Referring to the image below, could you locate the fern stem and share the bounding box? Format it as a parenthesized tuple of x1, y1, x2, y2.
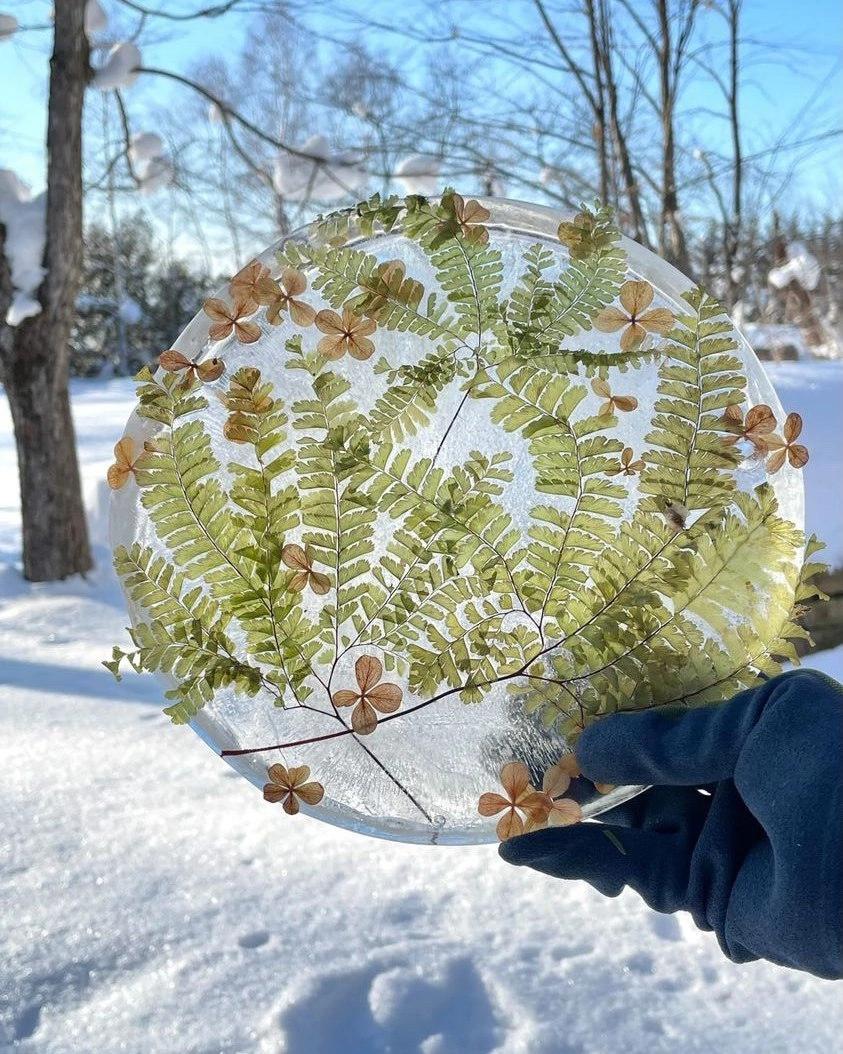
(221, 668, 534, 758)
(347, 735, 434, 822)
(453, 235, 484, 347)
(254, 442, 307, 706)
(537, 417, 584, 629)
(427, 382, 473, 472)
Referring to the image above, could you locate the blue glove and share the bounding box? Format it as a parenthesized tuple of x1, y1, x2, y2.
(499, 670, 843, 979)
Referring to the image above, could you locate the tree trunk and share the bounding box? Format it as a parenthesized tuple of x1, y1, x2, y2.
(596, 0, 649, 246)
(585, 0, 610, 203)
(725, 0, 743, 309)
(0, 0, 92, 581)
(4, 360, 91, 579)
(656, 0, 693, 276)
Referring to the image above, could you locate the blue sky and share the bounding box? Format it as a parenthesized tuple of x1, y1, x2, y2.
(1, 0, 841, 209)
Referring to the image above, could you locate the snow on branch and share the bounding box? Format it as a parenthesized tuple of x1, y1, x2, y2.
(0, 170, 46, 327)
(93, 43, 142, 91)
(272, 134, 367, 203)
(85, 0, 108, 36)
(129, 132, 164, 164)
(136, 156, 175, 195)
(768, 242, 821, 292)
(395, 155, 441, 197)
(0, 13, 17, 40)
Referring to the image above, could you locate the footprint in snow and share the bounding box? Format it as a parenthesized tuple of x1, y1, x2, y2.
(238, 929, 270, 949)
(272, 954, 502, 1053)
(647, 911, 683, 941)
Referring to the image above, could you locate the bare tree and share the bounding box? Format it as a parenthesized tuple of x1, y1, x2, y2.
(0, 0, 92, 581)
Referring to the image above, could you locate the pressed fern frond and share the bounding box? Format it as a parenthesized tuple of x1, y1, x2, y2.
(639, 287, 744, 512)
(113, 542, 225, 631)
(402, 193, 506, 348)
(292, 370, 377, 654)
(342, 439, 523, 601)
(525, 486, 809, 734)
(285, 241, 462, 347)
(134, 366, 207, 426)
(406, 578, 539, 702)
(368, 348, 464, 442)
(507, 204, 626, 353)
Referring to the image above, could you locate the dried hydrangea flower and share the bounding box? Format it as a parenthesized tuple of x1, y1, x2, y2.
(230, 259, 271, 303)
(450, 192, 490, 244)
(203, 296, 260, 344)
(435, 191, 491, 246)
(262, 763, 325, 814)
(256, 267, 316, 327)
(591, 376, 638, 416)
(522, 759, 584, 833)
(159, 348, 226, 383)
(595, 280, 674, 351)
(764, 412, 809, 472)
(332, 655, 402, 734)
(557, 209, 615, 259)
(721, 403, 776, 455)
(477, 761, 548, 841)
(281, 543, 331, 595)
(608, 446, 645, 476)
(555, 753, 582, 779)
(107, 437, 143, 490)
(315, 306, 377, 360)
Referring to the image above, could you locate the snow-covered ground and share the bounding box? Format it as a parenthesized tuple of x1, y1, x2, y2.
(1, 369, 841, 1054)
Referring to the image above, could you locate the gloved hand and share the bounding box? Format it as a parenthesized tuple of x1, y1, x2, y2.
(499, 670, 843, 979)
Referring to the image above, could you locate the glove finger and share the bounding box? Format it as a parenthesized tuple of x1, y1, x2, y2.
(600, 785, 711, 835)
(499, 822, 691, 915)
(575, 679, 784, 787)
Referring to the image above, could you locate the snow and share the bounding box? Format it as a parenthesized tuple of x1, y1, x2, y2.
(0, 170, 46, 327)
(136, 156, 174, 196)
(128, 133, 164, 165)
(0, 372, 841, 1053)
(395, 155, 441, 197)
(0, 13, 17, 41)
(765, 360, 843, 566)
(91, 43, 142, 92)
(84, 0, 108, 37)
(273, 134, 368, 203)
(768, 242, 821, 292)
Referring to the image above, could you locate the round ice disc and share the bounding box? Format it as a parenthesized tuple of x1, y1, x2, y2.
(109, 193, 810, 844)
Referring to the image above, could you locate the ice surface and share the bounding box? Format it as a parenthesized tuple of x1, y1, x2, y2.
(108, 200, 809, 845)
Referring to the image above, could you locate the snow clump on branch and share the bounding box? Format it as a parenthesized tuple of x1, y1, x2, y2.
(273, 135, 367, 203)
(768, 242, 821, 292)
(92, 42, 142, 91)
(0, 13, 18, 40)
(85, 0, 108, 36)
(0, 170, 47, 327)
(395, 155, 441, 197)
